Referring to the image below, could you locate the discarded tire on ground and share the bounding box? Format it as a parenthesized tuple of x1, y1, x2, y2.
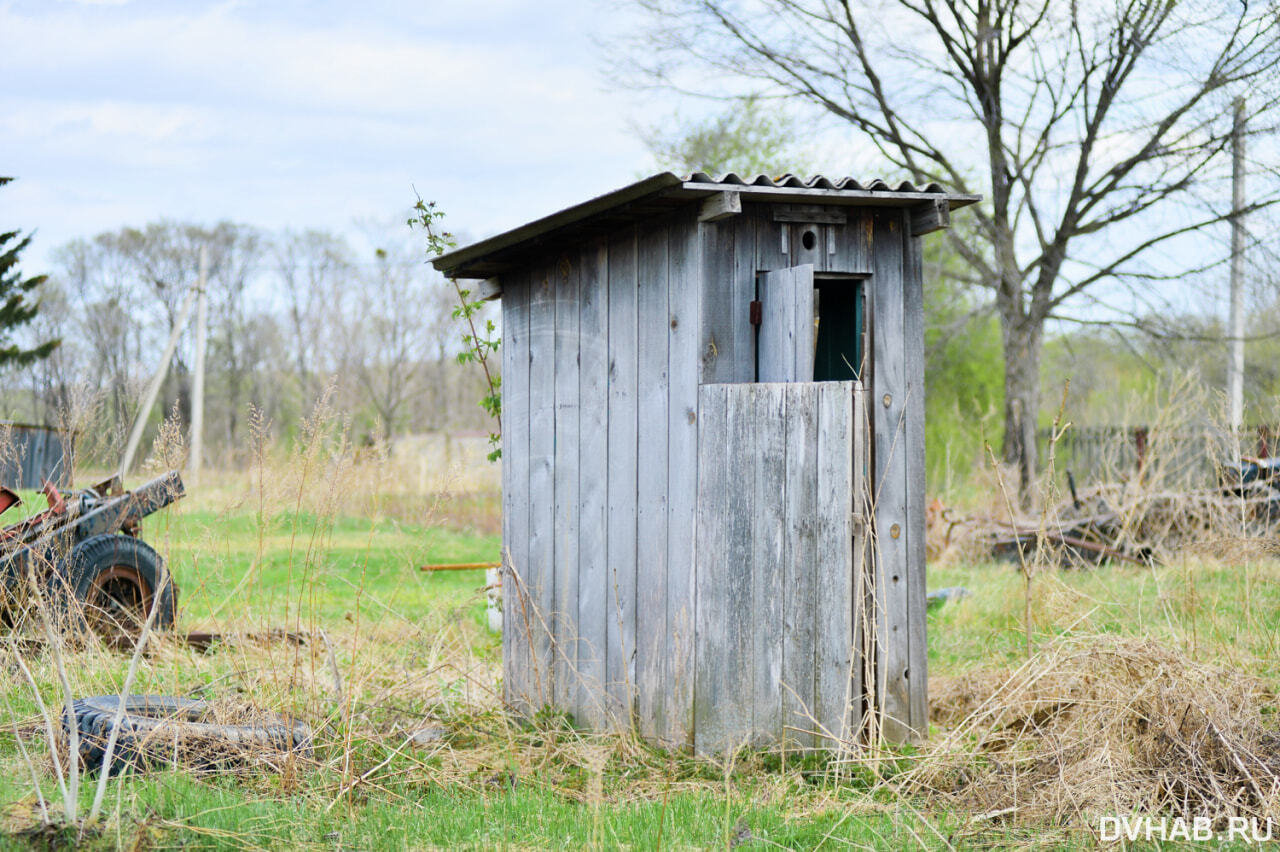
(67, 694, 311, 774)
(63, 534, 176, 640)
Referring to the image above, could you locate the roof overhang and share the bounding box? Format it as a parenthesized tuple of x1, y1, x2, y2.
(433, 172, 980, 279)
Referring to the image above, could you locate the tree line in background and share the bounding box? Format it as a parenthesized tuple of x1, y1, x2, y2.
(1, 217, 494, 471)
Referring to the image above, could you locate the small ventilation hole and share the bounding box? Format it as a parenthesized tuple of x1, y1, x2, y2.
(802, 229, 817, 250)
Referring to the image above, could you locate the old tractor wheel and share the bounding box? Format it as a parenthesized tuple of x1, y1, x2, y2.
(66, 534, 175, 642)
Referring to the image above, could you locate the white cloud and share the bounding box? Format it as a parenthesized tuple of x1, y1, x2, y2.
(0, 2, 651, 267)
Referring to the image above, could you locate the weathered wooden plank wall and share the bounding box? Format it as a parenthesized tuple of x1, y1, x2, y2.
(499, 209, 704, 744)
(0, 424, 72, 489)
(693, 381, 863, 754)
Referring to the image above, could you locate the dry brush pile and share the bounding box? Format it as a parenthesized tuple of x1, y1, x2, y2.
(913, 636, 1280, 829)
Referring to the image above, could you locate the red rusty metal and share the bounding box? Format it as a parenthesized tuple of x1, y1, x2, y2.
(1134, 427, 1149, 472)
(41, 480, 66, 515)
(0, 487, 20, 518)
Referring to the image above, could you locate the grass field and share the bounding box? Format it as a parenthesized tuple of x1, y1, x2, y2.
(0, 458, 1277, 850)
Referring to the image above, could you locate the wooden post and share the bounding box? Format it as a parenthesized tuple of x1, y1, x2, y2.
(118, 284, 199, 480)
(1228, 97, 1246, 431)
(189, 246, 208, 484)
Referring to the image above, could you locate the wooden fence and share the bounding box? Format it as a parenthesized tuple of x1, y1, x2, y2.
(0, 423, 72, 489)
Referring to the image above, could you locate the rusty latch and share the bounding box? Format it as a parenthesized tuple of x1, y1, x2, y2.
(749, 300, 763, 326)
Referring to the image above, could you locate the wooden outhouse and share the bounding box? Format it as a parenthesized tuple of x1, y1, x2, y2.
(433, 173, 977, 752)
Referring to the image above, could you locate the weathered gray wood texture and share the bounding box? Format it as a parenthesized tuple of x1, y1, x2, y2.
(866, 210, 929, 741)
(0, 424, 72, 489)
(499, 200, 926, 749)
(498, 208, 703, 747)
(758, 265, 815, 382)
(694, 382, 864, 754)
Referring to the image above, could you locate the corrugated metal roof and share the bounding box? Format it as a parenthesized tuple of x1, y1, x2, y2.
(433, 171, 979, 279)
(685, 171, 953, 193)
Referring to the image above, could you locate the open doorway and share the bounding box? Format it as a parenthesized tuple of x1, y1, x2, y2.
(813, 274, 865, 382)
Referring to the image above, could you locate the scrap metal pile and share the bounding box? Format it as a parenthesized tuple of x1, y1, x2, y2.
(928, 458, 1280, 567)
(0, 472, 184, 638)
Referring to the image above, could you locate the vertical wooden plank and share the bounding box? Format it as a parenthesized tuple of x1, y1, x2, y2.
(754, 206, 788, 274)
(693, 384, 729, 753)
(902, 229, 929, 737)
(815, 381, 855, 745)
(526, 266, 557, 708)
(553, 253, 580, 715)
(731, 214, 757, 383)
(666, 214, 701, 747)
(853, 382, 872, 742)
(698, 221, 736, 383)
(869, 212, 912, 742)
(606, 228, 638, 728)
(792, 265, 815, 382)
(751, 384, 787, 745)
(501, 273, 533, 712)
(725, 386, 755, 751)
(781, 382, 818, 751)
(635, 221, 670, 739)
(577, 240, 609, 728)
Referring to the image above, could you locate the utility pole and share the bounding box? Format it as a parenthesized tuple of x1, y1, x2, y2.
(1228, 97, 1247, 431)
(189, 246, 208, 483)
(118, 284, 199, 479)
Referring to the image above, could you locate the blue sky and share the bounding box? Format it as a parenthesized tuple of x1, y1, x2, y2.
(0, 0, 656, 268)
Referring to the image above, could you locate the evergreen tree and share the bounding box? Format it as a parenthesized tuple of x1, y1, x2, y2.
(0, 177, 59, 368)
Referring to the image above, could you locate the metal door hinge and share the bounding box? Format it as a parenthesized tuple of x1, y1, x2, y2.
(749, 300, 763, 326)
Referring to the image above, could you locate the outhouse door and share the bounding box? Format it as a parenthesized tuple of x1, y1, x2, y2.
(693, 264, 869, 755)
(758, 264, 815, 382)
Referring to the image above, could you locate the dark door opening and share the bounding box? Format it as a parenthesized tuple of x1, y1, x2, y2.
(813, 276, 864, 382)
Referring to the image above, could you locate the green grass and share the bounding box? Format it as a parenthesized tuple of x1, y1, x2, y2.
(161, 507, 500, 626)
(927, 557, 1280, 678)
(0, 475, 1275, 850)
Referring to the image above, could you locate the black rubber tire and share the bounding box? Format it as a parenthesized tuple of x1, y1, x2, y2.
(64, 534, 176, 637)
(67, 694, 312, 774)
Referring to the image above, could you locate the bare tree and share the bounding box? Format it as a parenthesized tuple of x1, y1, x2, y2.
(202, 223, 265, 448)
(613, 0, 1280, 498)
(272, 229, 354, 410)
(341, 234, 454, 442)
